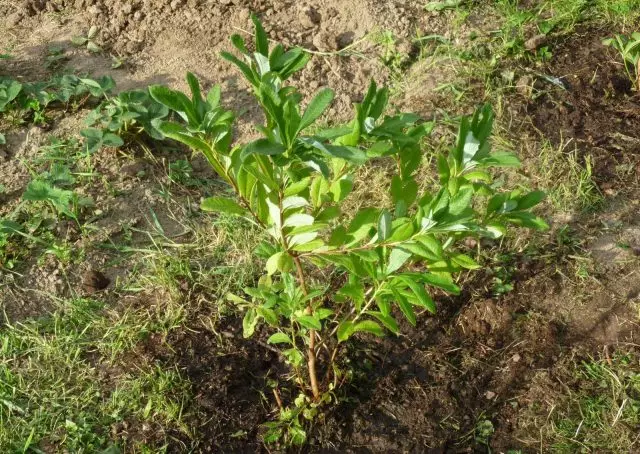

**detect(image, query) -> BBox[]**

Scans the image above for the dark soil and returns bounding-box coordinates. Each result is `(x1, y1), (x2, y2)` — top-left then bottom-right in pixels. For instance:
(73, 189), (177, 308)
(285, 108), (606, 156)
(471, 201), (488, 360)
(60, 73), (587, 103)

(526, 27), (640, 189)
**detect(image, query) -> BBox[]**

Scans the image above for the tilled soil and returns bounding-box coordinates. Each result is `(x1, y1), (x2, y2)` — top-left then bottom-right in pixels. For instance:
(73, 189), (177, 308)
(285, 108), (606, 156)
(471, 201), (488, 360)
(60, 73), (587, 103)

(526, 27), (640, 190)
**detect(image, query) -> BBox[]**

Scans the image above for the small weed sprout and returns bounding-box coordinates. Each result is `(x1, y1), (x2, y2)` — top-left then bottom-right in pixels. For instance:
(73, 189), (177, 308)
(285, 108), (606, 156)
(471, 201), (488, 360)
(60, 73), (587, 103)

(603, 32), (640, 90)
(71, 26), (102, 53)
(148, 15), (548, 445)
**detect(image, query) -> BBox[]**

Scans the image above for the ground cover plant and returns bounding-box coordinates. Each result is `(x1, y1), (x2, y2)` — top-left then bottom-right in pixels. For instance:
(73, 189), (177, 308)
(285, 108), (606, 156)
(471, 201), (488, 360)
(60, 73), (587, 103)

(1, 0), (640, 452)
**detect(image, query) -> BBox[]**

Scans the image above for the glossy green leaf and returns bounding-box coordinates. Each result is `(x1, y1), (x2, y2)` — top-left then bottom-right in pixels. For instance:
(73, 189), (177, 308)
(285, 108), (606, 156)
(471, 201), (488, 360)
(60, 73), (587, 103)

(299, 88), (334, 132)
(201, 197), (246, 215)
(296, 315), (321, 330)
(378, 209), (392, 242)
(267, 332), (292, 344)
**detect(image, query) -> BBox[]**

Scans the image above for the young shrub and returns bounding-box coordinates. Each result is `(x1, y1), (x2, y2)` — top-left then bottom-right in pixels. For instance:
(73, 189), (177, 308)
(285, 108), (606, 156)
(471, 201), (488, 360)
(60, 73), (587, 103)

(149, 15), (548, 445)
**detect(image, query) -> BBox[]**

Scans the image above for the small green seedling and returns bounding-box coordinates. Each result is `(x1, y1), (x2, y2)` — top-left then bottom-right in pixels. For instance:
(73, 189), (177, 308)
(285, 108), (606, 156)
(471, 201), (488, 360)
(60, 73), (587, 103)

(80, 128), (124, 154)
(71, 26), (102, 53)
(23, 180), (92, 222)
(85, 89), (168, 142)
(45, 46), (68, 70)
(603, 32), (640, 90)
(149, 15), (548, 446)
(111, 55), (126, 69)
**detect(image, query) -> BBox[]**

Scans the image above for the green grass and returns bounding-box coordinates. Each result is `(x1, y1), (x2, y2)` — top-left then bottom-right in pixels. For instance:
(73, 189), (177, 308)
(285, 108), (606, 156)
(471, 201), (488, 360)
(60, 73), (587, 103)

(0, 298), (191, 452)
(548, 353), (640, 452)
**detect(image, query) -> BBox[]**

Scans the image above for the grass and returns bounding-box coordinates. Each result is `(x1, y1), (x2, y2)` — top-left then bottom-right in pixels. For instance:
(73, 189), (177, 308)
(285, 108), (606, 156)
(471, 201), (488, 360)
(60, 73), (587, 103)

(0, 297), (190, 452)
(546, 352), (640, 452)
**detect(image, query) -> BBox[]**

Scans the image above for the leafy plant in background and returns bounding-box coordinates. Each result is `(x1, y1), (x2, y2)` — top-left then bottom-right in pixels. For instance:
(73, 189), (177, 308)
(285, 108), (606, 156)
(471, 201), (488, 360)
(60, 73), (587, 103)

(0, 75), (114, 126)
(603, 32), (640, 90)
(84, 89), (169, 144)
(71, 26), (102, 53)
(23, 166), (93, 223)
(149, 15), (548, 445)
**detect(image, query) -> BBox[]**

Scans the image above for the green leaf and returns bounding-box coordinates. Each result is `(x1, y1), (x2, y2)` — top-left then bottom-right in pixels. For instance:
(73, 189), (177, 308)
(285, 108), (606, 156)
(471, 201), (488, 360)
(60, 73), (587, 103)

(316, 205), (340, 222)
(186, 71), (203, 104)
(388, 220), (415, 242)
(282, 196), (309, 211)
(337, 321), (354, 342)
(506, 212), (549, 230)
(392, 288), (416, 326)
(206, 84), (222, 109)
(336, 281), (365, 306)
(283, 213), (314, 228)
(330, 176), (353, 202)
(220, 51), (258, 86)
(449, 185), (474, 216)
(265, 252), (294, 275)
(310, 176), (330, 208)
(87, 41), (102, 53)
(284, 177), (311, 197)
(0, 219), (22, 235)
(251, 14), (269, 56)
(414, 234), (443, 259)
(323, 145), (367, 164)
(267, 332), (292, 345)
(283, 348), (304, 367)
(201, 197), (246, 215)
(368, 312), (399, 334)
(71, 36), (88, 46)
(422, 273), (460, 294)
(296, 315), (321, 330)
(397, 275), (435, 313)
(353, 320), (385, 337)
(517, 190), (546, 210)
(298, 88), (334, 133)
(387, 248), (412, 274)
(378, 209), (392, 242)
(289, 426), (307, 446)
(241, 139), (286, 161)
(482, 151), (521, 167)
(102, 133), (124, 148)
(243, 308), (258, 338)
(450, 253), (480, 269)
(148, 85), (195, 122)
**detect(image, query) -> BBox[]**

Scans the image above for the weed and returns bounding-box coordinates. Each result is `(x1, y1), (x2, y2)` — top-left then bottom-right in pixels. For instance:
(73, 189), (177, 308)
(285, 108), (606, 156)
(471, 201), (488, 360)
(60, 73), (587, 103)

(603, 32), (640, 90)
(71, 26), (102, 53)
(84, 89), (169, 145)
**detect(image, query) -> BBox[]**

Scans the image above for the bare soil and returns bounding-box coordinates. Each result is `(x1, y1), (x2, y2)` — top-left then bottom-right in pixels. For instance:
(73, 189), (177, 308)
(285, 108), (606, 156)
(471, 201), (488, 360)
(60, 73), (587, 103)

(525, 27), (640, 191)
